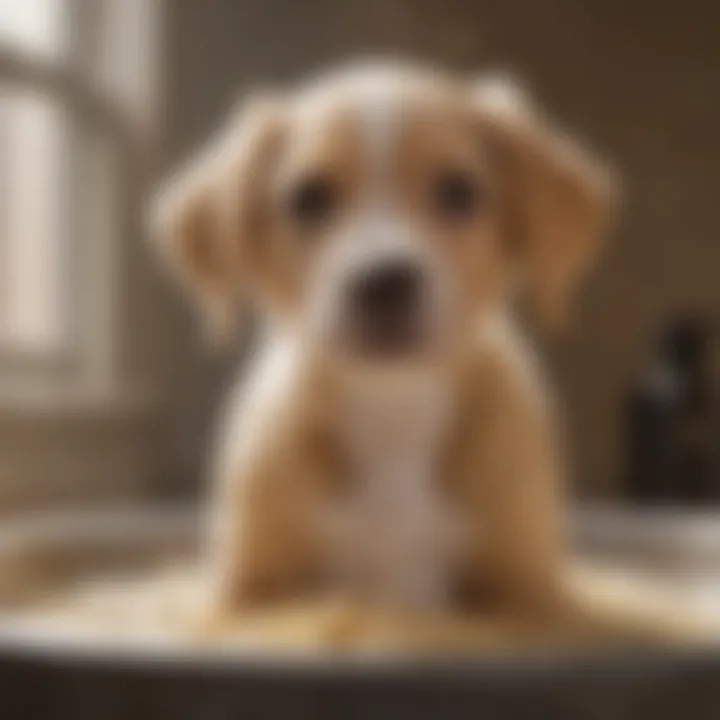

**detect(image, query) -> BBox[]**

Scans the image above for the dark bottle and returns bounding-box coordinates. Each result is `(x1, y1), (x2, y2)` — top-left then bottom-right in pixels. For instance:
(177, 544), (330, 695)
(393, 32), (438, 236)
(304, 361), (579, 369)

(626, 317), (719, 505)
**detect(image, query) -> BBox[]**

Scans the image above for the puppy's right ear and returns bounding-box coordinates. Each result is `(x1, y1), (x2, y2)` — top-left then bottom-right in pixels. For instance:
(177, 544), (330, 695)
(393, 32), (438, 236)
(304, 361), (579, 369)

(150, 95), (284, 340)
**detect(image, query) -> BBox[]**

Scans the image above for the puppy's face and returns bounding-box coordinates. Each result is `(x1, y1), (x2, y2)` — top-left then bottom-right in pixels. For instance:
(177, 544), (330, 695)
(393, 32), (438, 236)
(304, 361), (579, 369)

(154, 63), (614, 369)
(270, 73), (506, 366)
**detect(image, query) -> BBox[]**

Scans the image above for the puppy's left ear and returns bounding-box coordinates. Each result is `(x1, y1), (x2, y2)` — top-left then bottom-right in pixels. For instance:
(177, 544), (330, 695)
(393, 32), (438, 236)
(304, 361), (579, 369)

(474, 75), (617, 329)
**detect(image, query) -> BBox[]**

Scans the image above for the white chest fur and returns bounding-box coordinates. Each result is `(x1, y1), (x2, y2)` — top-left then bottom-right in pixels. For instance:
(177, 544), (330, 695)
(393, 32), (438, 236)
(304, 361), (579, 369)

(320, 372), (463, 607)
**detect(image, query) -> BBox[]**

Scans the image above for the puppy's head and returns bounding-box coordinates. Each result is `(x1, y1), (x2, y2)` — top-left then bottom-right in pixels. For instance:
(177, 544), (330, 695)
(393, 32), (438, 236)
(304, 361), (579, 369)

(153, 62), (614, 368)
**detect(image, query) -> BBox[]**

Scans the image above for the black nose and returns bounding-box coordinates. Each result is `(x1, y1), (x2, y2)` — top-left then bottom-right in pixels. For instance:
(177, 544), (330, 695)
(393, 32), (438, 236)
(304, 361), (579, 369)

(351, 261), (424, 319)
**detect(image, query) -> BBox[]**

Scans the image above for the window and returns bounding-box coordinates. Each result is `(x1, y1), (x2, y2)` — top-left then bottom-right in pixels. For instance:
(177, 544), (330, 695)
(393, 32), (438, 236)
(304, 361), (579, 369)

(0, 0), (161, 405)
(0, 0), (68, 355)
(0, 0), (164, 510)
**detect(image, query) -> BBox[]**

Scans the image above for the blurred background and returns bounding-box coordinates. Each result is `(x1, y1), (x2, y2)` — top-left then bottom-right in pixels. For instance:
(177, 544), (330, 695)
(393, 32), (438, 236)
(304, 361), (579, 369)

(0, 0), (718, 516)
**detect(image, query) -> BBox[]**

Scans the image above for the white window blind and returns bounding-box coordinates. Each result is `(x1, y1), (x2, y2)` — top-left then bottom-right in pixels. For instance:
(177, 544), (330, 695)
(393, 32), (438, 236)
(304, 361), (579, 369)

(0, 0), (69, 354)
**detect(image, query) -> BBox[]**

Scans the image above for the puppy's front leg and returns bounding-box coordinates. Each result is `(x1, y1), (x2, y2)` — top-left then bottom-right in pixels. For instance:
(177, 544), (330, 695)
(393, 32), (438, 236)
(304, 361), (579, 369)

(203, 346), (326, 618)
(454, 347), (567, 618)
(461, 442), (566, 618)
(208, 456), (315, 616)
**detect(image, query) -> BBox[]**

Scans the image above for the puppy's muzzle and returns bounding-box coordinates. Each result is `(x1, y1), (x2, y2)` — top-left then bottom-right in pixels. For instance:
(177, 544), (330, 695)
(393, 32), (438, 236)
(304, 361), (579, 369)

(347, 259), (427, 356)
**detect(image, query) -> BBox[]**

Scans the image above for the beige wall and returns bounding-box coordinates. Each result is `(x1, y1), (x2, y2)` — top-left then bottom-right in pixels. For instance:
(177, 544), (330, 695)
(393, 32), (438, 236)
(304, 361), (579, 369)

(155, 0), (720, 497)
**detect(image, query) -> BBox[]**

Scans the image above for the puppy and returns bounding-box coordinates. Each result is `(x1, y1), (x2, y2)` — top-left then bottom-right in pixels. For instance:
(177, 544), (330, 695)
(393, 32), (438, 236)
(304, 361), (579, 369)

(153, 61), (614, 622)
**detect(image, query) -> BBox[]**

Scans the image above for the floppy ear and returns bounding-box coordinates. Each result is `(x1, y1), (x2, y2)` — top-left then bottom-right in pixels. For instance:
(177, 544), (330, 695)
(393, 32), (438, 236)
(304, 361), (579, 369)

(150, 95), (283, 340)
(474, 75), (617, 329)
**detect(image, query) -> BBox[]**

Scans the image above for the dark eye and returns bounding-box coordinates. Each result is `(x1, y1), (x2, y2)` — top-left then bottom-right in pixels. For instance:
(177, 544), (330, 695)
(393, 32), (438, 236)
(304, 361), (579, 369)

(287, 175), (337, 224)
(434, 171), (482, 219)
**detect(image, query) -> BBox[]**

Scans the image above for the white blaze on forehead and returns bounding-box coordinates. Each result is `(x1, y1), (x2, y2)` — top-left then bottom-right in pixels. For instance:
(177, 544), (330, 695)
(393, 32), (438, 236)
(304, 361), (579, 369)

(345, 78), (414, 262)
(351, 78), (406, 193)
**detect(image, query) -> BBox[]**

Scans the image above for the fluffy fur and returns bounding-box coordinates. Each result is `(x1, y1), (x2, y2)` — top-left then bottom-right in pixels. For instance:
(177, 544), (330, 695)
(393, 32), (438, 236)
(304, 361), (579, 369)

(153, 61), (615, 623)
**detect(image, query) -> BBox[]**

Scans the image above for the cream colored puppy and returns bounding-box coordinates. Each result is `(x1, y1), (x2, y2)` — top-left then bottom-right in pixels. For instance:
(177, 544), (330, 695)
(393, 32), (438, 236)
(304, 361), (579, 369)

(154, 61), (613, 621)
